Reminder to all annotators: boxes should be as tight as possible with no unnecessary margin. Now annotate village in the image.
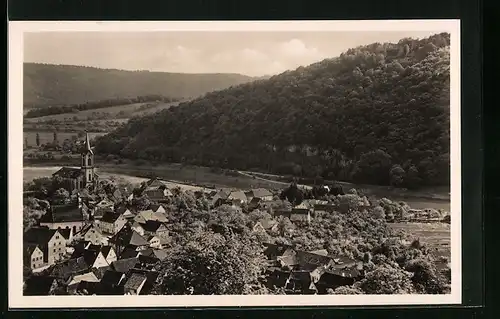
[23,134,450,296]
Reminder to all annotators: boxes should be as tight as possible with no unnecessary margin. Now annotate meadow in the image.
[23,131,106,146]
[24,101,180,123]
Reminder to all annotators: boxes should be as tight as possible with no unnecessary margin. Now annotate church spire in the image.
[84,132,93,154]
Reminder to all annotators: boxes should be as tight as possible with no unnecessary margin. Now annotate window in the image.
[53,249,56,253]
[56,235,59,239]
[88,158,92,166]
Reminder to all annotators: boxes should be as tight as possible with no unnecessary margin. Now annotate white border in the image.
[9,20,461,308]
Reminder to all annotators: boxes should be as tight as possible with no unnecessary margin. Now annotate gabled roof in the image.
[50,256,91,279]
[68,272,100,286]
[24,244,42,261]
[124,272,147,290]
[110,225,149,247]
[100,211,123,224]
[52,167,83,179]
[115,205,131,215]
[111,258,139,273]
[140,220,166,233]
[24,227,57,246]
[250,188,273,198]
[40,203,85,223]
[228,190,247,202]
[100,270,125,286]
[24,276,57,295]
[135,210,168,223]
[77,223,104,238]
[59,228,72,240]
[119,247,141,259]
[152,248,170,261]
[70,249,102,266]
[148,204,164,212]
[145,178,166,188]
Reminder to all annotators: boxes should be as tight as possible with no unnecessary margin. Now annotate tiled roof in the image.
[24,227,57,246]
[110,225,150,247]
[100,211,122,224]
[152,249,169,261]
[52,167,82,179]
[111,258,139,273]
[119,247,140,259]
[250,188,273,198]
[100,246,113,259]
[100,270,125,286]
[140,220,165,233]
[148,204,164,212]
[228,190,247,202]
[68,272,100,286]
[70,249,100,266]
[124,273,147,290]
[50,256,91,279]
[40,203,84,223]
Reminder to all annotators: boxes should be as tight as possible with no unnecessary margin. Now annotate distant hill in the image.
[95,33,451,189]
[23,63,256,108]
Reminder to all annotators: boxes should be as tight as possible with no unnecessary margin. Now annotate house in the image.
[133,209,168,224]
[144,177,166,189]
[109,224,150,256]
[94,198,115,220]
[75,223,106,245]
[227,190,248,205]
[123,272,148,295]
[116,205,134,219]
[67,272,100,288]
[58,228,73,243]
[253,220,278,233]
[24,244,44,270]
[23,276,59,296]
[109,189,123,204]
[24,227,67,266]
[98,211,127,235]
[147,235,162,249]
[70,248,109,269]
[111,257,139,274]
[247,188,274,202]
[290,208,312,223]
[82,244,118,265]
[148,204,166,214]
[51,133,98,192]
[132,220,169,238]
[152,248,170,261]
[49,256,92,281]
[143,188,173,203]
[99,270,126,295]
[39,202,89,234]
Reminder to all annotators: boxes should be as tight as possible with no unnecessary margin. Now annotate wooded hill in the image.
[95,33,451,189]
[23,63,256,108]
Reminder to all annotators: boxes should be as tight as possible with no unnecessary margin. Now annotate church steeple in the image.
[84,132,93,154]
[81,132,95,189]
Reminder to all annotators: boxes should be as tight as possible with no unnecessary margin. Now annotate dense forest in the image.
[25,95,178,118]
[23,63,256,108]
[95,33,451,189]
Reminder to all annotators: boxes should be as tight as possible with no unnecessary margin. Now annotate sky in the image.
[24,31,440,77]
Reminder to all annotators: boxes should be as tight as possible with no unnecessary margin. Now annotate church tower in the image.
[81,133,95,188]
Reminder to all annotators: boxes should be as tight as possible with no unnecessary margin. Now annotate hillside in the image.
[23,63,256,108]
[95,33,451,189]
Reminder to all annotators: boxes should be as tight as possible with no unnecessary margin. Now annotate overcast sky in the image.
[24,31,439,77]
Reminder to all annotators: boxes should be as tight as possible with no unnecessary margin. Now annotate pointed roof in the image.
[84,132,93,155]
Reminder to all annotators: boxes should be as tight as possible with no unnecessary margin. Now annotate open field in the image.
[390,222,451,258]
[24,101,180,123]
[23,131,106,146]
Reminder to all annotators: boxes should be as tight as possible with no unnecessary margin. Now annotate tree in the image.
[35,133,40,147]
[404,258,449,294]
[132,195,151,210]
[154,230,267,295]
[357,264,415,294]
[53,188,70,205]
[389,164,406,187]
[23,206,44,231]
[53,131,58,145]
[352,149,393,185]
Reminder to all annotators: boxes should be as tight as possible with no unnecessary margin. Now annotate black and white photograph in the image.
[8,20,461,307]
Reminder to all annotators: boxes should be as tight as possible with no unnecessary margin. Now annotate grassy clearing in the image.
[23,131,106,146]
[24,101,179,123]
[390,222,451,259]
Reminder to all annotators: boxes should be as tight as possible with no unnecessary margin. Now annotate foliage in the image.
[23,205,45,231]
[356,264,415,294]
[154,229,268,295]
[25,95,178,118]
[95,33,451,189]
